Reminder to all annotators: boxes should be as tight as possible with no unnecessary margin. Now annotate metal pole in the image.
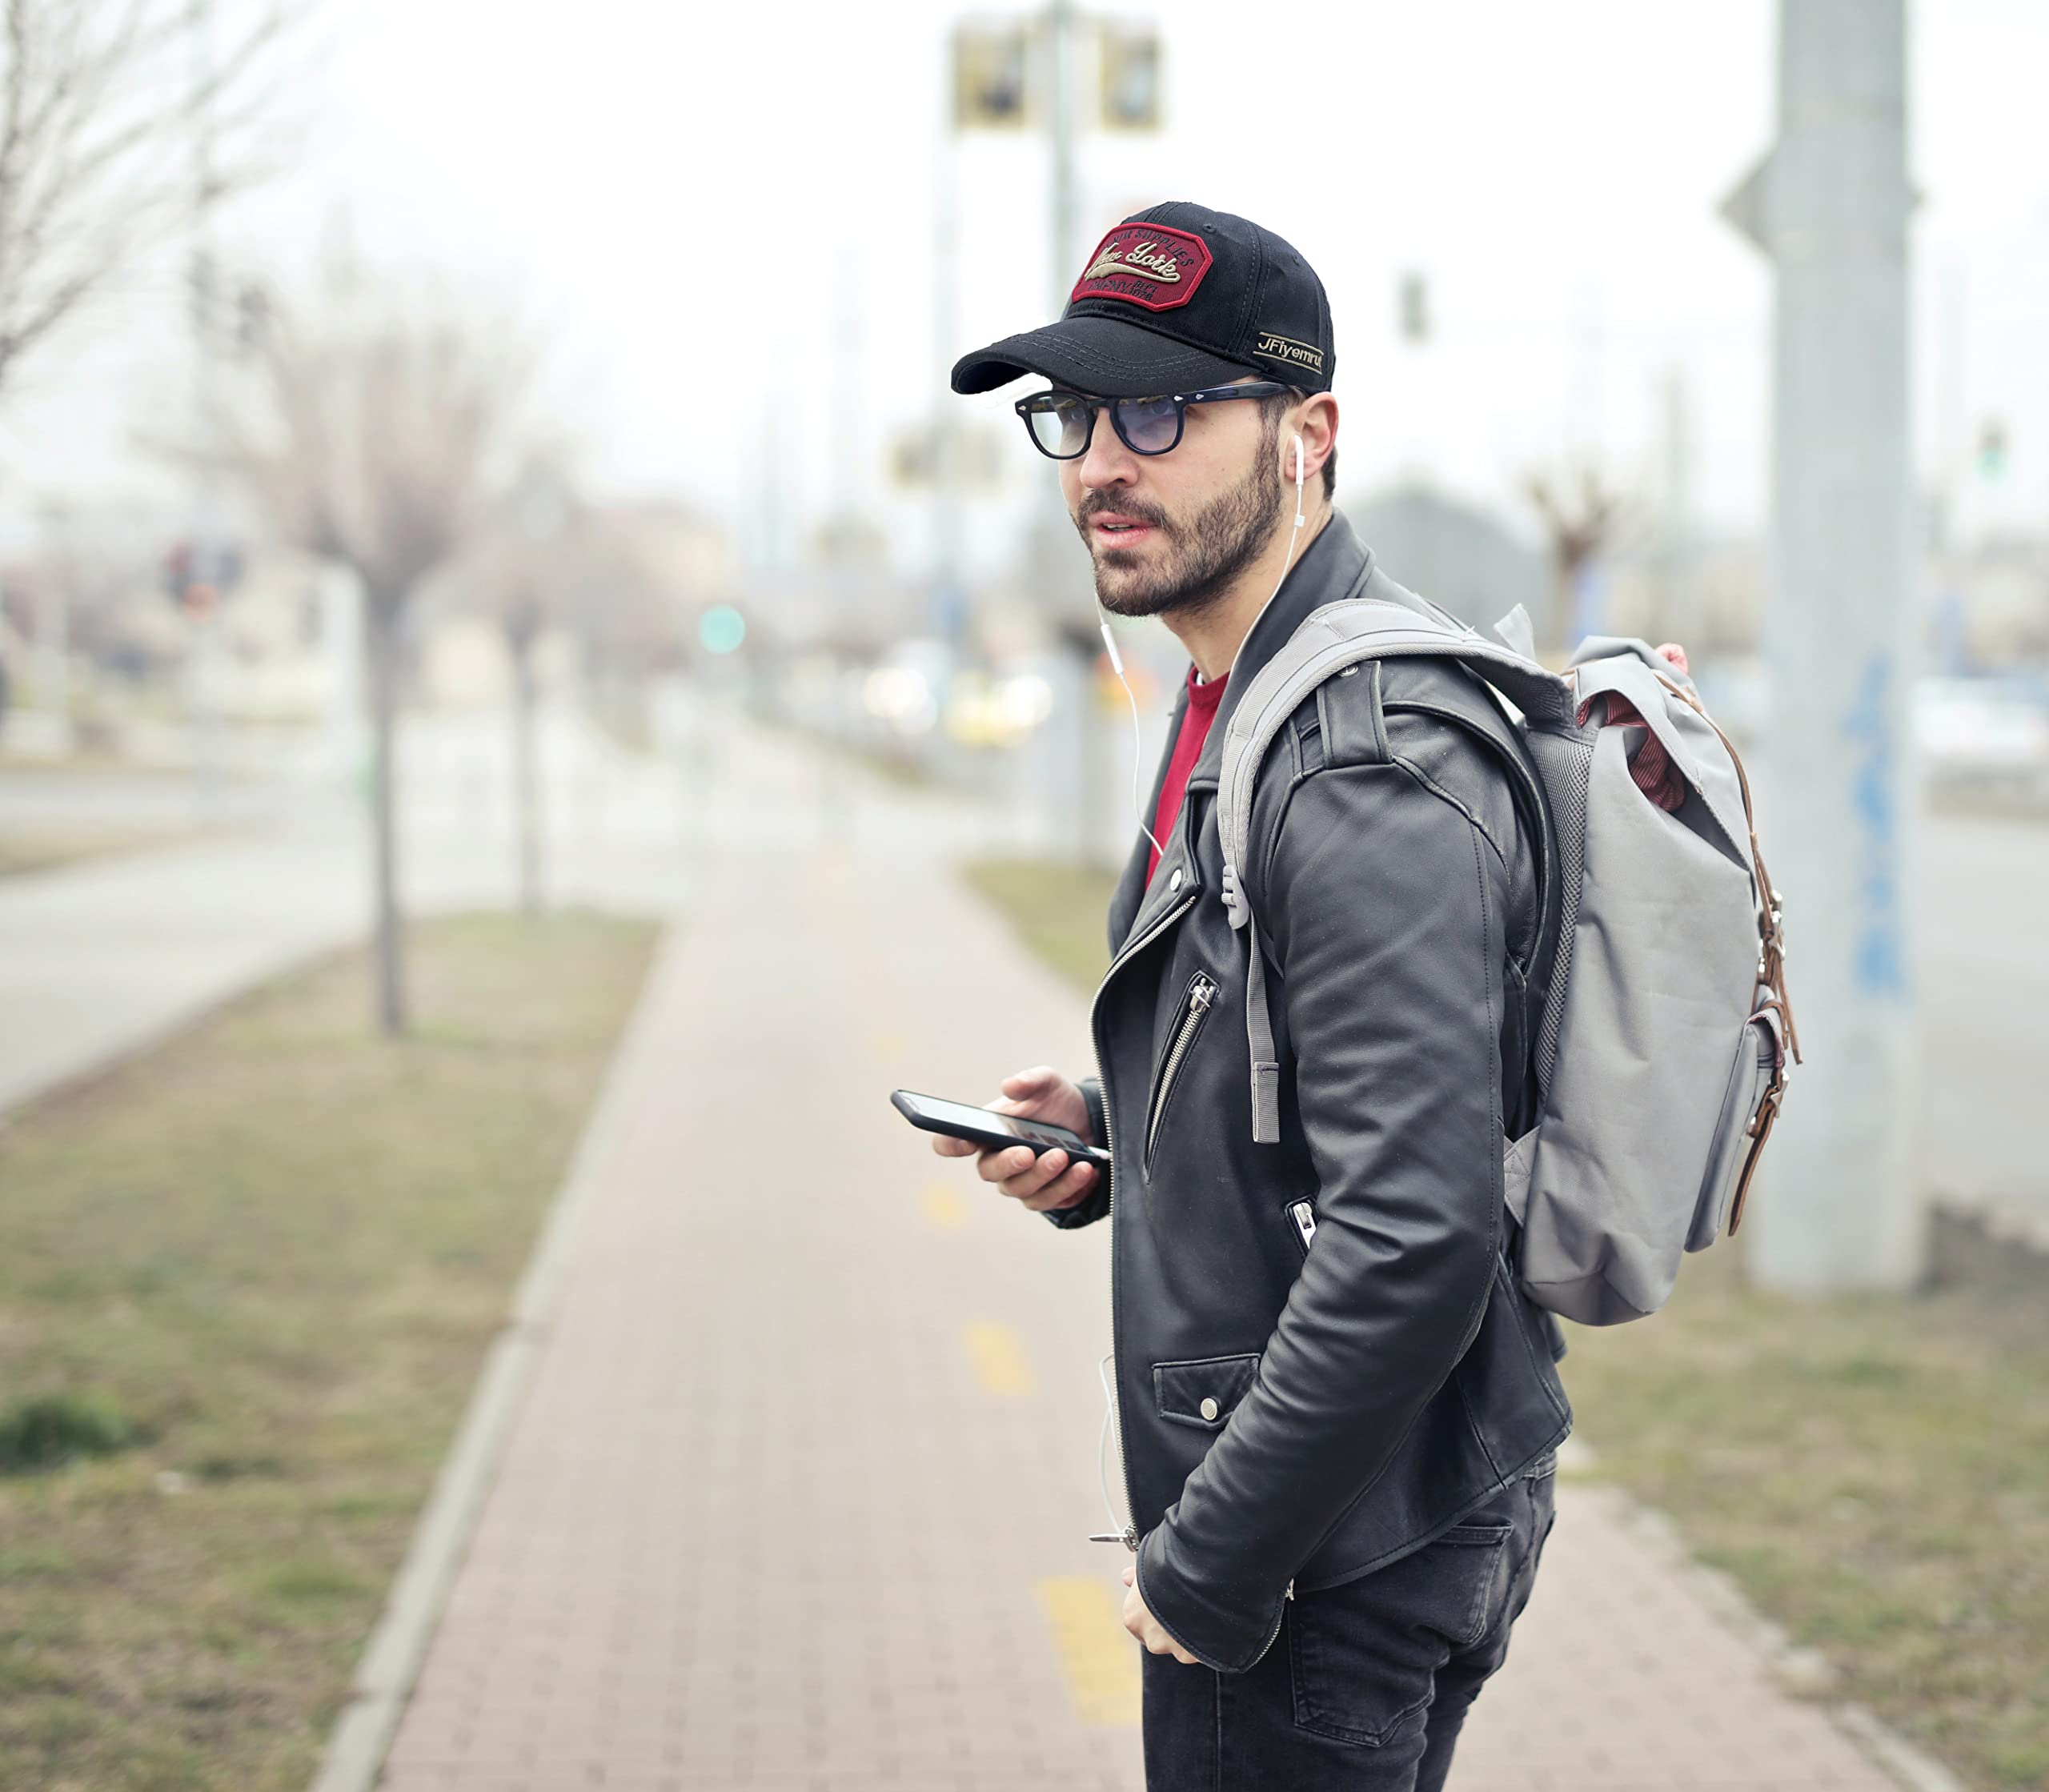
[186,0,224,810]
[1727,0,1925,1290]
[1043,0,1115,864]
[1047,0,1077,317]
[832,250,860,524]
[1655,366,1697,647]
[932,106,965,649]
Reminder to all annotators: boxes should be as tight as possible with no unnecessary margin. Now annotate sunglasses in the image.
[1014,381,1290,460]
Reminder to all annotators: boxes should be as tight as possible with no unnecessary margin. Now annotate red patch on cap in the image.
[1069,223,1213,313]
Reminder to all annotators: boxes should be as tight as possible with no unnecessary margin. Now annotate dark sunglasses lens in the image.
[1025,395,1092,458]
[1115,395,1181,453]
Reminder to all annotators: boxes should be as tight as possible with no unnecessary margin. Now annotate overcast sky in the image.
[6,0,2046,574]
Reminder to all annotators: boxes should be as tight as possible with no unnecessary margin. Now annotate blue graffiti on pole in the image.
[1842,653,1908,998]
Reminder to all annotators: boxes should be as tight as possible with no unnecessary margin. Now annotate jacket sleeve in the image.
[1041,1073,1110,1230]
[1134,755,1514,1670]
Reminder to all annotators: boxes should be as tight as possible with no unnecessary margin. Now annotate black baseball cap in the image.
[950,200,1334,400]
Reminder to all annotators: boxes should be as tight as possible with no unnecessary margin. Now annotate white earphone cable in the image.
[1096,1349,1130,1541]
[1100,615,1165,860]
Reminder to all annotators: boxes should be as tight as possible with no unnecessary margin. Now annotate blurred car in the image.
[1915,675,2049,801]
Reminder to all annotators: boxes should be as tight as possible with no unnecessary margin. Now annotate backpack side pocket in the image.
[1689,1008,1786,1250]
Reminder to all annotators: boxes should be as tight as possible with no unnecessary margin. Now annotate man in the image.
[934,202,1571,1790]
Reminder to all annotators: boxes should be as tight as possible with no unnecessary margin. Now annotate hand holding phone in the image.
[896,1066,1105,1214]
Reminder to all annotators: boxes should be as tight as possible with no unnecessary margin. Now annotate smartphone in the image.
[890,1088,1112,1169]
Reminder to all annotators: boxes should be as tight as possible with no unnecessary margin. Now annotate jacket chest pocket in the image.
[1153,1353,1260,1431]
[1145,968,1220,1172]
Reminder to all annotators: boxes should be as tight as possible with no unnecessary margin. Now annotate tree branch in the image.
[0,0,304,398]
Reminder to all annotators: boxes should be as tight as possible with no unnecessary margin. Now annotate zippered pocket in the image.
[1145,969,1219,1170]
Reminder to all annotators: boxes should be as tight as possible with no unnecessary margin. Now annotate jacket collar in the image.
[1185,507,1373,795]
[1104,509,1376,955]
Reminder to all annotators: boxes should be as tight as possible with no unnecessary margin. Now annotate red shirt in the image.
[1145,664,1229,887]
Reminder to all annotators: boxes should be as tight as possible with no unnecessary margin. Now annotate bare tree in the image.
[1522,462,1630,655]
[0,0,300,403]
[232,265,533,1032]
[452,455,583,915]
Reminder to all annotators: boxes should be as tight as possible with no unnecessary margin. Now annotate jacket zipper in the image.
[1145,972,1218,1167]
[1087,887,1198,1554]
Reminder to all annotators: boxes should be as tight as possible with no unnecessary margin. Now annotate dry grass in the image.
[0,826,213,878]
[0,912,659,1791]
[956,853,1117,992]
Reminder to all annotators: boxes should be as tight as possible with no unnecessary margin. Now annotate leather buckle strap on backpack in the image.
[1727,992,1793,1233]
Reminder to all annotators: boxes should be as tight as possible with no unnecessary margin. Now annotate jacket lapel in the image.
[1106,671,1189,953]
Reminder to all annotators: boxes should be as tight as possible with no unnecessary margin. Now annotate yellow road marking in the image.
[1038,1578,1141,1725]
[921,1183,968,1230]
[964,1321,1034,1397]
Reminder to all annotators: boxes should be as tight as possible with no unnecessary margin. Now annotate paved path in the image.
[371,721,1914,1792]
[0,708,698,1116]
[1919,809,2049,1225]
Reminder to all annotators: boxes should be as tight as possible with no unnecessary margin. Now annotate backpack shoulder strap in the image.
[1216,568,1575,1143]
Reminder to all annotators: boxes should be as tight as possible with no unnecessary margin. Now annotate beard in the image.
[1073,428,1284,619]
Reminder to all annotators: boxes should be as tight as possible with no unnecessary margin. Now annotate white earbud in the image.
[1292,435,1306,528]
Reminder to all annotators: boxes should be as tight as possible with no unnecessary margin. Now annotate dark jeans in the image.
[1141,1457,1557,1791]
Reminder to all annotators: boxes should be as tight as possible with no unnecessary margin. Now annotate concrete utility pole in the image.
[1722,0,1925,1290]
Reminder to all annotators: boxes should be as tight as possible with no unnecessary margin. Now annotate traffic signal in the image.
[698,606,746,655]
[162,540,194,602]
[1399,271,1429,344]
[161,539,243,618]
[1099,25,1162,131]
[1978,419,2009,482]
[953,24,1033,130]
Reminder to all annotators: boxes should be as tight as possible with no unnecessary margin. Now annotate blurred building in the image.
[1345,481,1548,638]
[1926,535,2049,667]
[1343,478,1787,669]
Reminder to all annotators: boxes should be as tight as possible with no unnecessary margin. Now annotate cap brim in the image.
[950,311,1258,398]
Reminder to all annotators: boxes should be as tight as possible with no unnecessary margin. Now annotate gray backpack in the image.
[1216,566,1802,1325]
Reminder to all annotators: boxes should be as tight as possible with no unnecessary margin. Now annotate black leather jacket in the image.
[1055,511,1572,1673]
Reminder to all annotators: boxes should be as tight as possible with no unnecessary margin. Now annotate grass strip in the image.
[962,848,2049,1792]
[0,911,660,1792]
[957,853,1119,992]
[0,827,214,878]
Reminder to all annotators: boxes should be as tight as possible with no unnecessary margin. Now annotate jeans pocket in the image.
[1288,1521,1517,1747]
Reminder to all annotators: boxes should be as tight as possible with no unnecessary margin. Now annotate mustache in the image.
[1075,491,1173,529]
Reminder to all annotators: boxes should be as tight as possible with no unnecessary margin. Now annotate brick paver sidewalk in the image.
[371,727,1911,1792]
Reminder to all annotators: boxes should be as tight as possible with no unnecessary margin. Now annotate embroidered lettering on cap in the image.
[1083,239,1185,284]
[1253,331,1325,375]
[1070,222,1213,314]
